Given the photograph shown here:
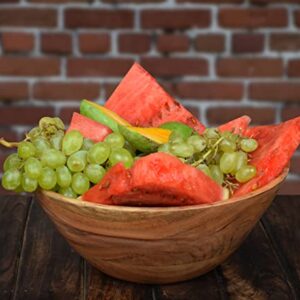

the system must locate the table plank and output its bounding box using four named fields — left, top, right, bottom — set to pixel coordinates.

left=85, top=262, right=154, bottom=300
left=13, top=199, right=83, bottom=300
left=262, top=195, right=300, bottom=297
left=0, top=195, right=31, bottom=300
left=220, top=222, right=295, bottom=299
